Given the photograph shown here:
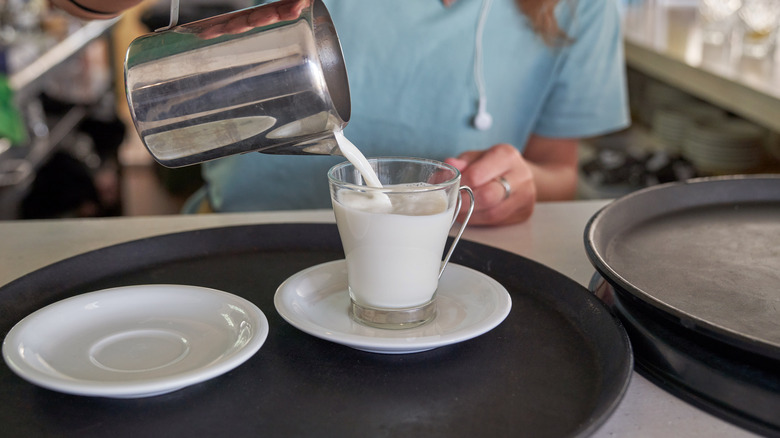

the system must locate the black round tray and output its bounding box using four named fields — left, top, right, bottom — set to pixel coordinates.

left=584, top=176, right=780, bottom=362
left=0, top=223, right=631, bottom=437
